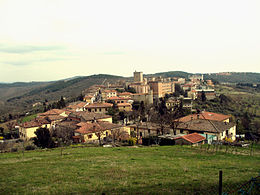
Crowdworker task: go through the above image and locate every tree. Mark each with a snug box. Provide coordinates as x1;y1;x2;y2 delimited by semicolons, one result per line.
33;128;54;148
57;96;66;108
52;125;74;146
94;124;105;146
201;90;207;102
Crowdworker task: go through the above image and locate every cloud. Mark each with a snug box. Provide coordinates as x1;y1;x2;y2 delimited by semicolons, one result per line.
101;52;126;55
3;57;69;66
0;44;65;54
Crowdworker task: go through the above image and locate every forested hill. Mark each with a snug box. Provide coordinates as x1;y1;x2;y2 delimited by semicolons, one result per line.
145;71;190;79
146;71;260;84
203;72;260;84
0;74;123;116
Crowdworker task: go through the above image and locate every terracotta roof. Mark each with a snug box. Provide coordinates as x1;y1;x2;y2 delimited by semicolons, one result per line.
46;115;66;121
69;111;112;121
176;119;235;133
75;121;122;134
180;133;206;143
85;102;113;108
118;92;132;96
38;109;65;116
177;111;231;122
107;96;131;101
55;121;78;129
21;119;50;128
84;95;93;98
67;102;87;110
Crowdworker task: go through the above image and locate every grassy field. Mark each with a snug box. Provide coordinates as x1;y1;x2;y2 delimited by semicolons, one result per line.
0;146;259;194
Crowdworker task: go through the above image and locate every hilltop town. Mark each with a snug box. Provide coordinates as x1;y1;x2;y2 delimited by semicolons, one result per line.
2;70;258;151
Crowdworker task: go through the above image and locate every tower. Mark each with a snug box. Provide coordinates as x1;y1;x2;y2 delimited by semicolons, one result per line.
133;71;143;83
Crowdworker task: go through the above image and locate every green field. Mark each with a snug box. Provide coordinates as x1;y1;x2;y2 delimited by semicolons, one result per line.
0;146;259;194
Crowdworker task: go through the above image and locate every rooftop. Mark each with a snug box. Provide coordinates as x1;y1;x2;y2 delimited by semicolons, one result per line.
176;111;231;122
177;119;235;133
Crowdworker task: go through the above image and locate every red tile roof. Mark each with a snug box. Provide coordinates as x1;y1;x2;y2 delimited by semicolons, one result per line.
75;121;122;134
181;133;206;144
118;92;132;96
107;96;131;101
177;111;231;122
21;119;50;128
85;102;113;108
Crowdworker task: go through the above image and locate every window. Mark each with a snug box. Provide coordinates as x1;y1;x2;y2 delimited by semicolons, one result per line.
88;109;91;112
99;108;101;112
95;109;97;112
180;130;183;133
88;134;92;139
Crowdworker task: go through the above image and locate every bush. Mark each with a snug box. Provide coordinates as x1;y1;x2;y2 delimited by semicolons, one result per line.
25;145;36;151
11;147;18;152
128;138;137;146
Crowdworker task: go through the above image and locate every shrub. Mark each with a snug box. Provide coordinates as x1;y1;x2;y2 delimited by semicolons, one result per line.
128;138;137;146
11;147;18;152
25;145;36;151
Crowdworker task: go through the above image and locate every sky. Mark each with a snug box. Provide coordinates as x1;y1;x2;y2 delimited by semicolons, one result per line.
0;0;260;82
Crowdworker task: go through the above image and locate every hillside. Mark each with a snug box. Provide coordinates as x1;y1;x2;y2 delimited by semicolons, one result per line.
0;146;259;194
0;74;124;116
145;71;190;79
203;72;260;84
145;71;260;83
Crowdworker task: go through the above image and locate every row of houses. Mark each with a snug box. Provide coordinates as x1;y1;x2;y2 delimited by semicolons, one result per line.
19;108;130;143
129;111;236;145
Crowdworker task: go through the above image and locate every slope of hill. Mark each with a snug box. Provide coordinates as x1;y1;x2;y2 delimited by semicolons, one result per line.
203;72;260;84
0;146;259;194
145;71;190;79
0;74;123;116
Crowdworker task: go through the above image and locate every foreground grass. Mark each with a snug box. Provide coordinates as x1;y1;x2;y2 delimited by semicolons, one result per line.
0;146;259;194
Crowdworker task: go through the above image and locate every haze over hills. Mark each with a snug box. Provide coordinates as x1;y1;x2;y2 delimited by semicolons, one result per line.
0;71;259;117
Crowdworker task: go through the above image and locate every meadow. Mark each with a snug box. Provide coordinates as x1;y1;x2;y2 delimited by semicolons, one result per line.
0;145;259;194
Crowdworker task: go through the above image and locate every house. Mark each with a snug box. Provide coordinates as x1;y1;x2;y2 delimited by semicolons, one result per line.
19;118;51;140
106;96;132;104
158;133;206;146
84;102;113;114
175;119;236;143
118;92;132;98
37;109;68;126
66;102;88;112
101;89;117;100
38;109;67;118
165;98;181;110
83;95;95;104
129;122;172;139
131;91;153;105
174;133;206;146
117;103;132;112
68;111;113;123
74;121;129;143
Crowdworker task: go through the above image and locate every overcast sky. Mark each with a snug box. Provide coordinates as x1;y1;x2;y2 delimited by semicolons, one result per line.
0;0;260;82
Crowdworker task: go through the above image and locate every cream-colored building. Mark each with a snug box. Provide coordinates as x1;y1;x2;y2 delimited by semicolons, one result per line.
148;81;175;98
175;119;236;142
19;119;51;140
85;103;113;114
